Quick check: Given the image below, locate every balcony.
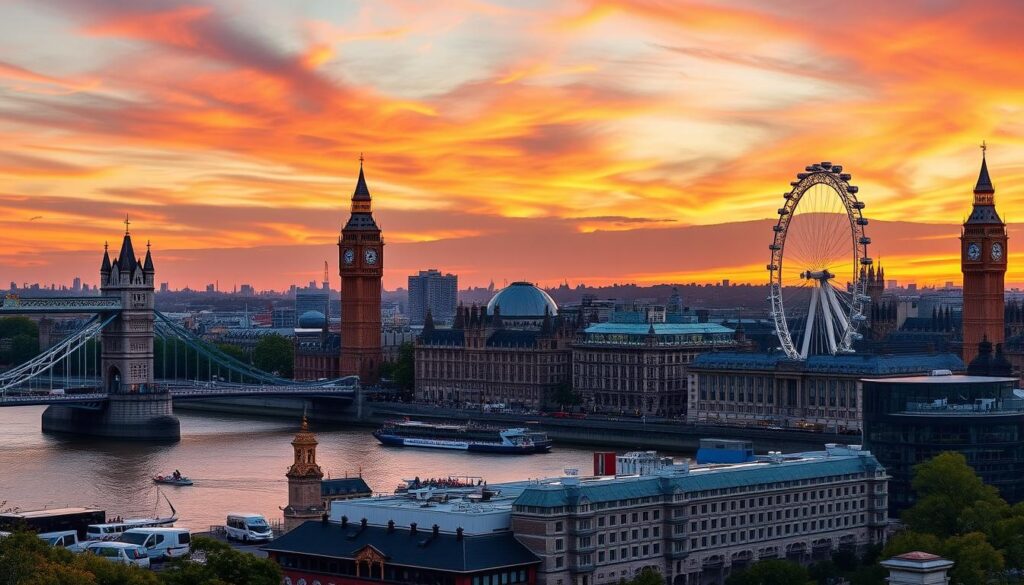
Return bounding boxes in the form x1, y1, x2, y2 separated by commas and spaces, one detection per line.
569, 561, 595, 574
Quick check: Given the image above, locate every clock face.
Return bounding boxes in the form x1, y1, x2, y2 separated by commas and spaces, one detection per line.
967, 242, 981, 261
992, 242, 1004, 261
343, 249, 355, 264
364, 248, 378, 265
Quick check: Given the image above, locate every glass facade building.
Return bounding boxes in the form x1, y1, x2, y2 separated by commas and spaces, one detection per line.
863, 374, 1024, 514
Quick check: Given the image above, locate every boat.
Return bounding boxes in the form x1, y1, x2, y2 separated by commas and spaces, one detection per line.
86, 492, 178, 541
153, 473, 193, 486
373, 420, 552, 454
393, 476, 483, 494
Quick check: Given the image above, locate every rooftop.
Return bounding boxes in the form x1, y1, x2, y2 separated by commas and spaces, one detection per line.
690, 351, 964, 375
264, 521, 539, 573
863, 374, 1016, 384
584, 323, 735, 335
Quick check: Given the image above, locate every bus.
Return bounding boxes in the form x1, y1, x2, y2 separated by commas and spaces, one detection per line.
0, 508, 106, 540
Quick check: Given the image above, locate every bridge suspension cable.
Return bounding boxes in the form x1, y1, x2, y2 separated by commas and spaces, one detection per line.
0, 314, 115, 395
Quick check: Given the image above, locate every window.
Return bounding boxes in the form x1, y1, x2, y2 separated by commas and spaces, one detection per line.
555, 521, 564, 532
555, 557, 564, 568
555, 538, 564, 551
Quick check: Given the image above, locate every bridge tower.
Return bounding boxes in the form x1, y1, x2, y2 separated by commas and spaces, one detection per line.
42, 222, 179, 440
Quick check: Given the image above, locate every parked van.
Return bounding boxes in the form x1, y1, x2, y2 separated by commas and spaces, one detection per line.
117, 527, 190, 560
85, 541, 150, 568
38, 530, 92, 553
224, 513, 273, 542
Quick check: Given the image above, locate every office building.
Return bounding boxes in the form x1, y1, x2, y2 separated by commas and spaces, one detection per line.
296, 289, 330, 322
572, 323, 744, 417
276, 444, 887, 585
408, 269, 458, 325
863, 369, 1024, 513
687, 352, 963, 432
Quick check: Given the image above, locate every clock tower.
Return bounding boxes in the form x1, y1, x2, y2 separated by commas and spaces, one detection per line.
961, 145, 1007, 364
339, 158, 383, 384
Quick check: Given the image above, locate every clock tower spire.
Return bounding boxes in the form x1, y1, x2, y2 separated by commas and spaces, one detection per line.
339, 156, 383, 384
961, 144, 1006, 364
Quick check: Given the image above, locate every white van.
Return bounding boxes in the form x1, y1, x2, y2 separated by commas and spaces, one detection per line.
85, 541, 150, 568
224, 513, 273, 542
38, 530, 92, 553
117, 527, 191, 560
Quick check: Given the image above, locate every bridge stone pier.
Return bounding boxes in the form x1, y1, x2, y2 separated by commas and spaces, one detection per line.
42, 228, 180, 441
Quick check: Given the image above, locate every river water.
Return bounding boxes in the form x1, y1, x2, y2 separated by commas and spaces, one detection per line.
0, 407, 599, 531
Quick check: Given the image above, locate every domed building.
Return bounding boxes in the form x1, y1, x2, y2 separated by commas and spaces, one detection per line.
415, 283, 576, 410
485, 282, 558, 328
297, 310, 327, 330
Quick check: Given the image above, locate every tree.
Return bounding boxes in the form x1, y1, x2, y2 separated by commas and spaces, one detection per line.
943, 532, 1004, 585
160, 536, 281, 585
725, 559, 812, 585
902, 452, 1003, 538
388, 342, 415, 399
618, 568, 664, 585
550, 381, 581, 410
252, 334, 293, 378
0, 530, 158, 585
215, 343, 248, 363
0, 316, 36, 339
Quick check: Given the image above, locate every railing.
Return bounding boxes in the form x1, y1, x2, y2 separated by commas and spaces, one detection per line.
0, 296, 122, 313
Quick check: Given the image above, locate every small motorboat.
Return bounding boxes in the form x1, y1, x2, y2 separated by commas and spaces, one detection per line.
153, 473, 193, 486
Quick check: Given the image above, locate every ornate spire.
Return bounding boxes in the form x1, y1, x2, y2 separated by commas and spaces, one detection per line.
101, 241, 111, 274
352, 154, 371, 203
974, 154, 994, 194
143, 240, 154, 273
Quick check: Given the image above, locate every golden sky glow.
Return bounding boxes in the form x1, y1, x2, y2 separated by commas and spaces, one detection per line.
1, 0, 1023, 290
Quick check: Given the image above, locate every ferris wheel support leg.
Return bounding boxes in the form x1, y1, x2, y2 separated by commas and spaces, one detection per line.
801, 287, 819, 359
820, 283, 838, 355
824, 283, 853, 349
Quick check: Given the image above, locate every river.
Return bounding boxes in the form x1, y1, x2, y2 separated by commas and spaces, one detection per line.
0, 407, 599, 531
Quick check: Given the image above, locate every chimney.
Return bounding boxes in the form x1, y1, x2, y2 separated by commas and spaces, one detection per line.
361, 518, 368, 529
456, 527, 464, 541
341, 515, 348, 528
410, 522, 417, 534
432, 524, 440, 537
321, 513, 329, 525
387, 520, 395, 533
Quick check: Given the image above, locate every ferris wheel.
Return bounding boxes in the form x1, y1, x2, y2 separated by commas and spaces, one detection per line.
767, 162, 871, 360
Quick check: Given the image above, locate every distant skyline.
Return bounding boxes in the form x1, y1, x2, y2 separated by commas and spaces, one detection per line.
1, 1, 1023, 289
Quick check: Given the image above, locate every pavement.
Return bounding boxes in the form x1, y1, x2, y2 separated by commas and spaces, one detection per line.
193, 528, 270, 558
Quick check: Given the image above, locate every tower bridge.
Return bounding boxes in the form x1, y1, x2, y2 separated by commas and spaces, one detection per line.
0, 223, 358, 441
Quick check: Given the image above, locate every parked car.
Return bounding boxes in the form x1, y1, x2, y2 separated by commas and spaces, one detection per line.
85, 542, 150, 568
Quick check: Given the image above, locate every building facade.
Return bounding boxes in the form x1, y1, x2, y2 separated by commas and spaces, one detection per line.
573, 323, 743, 417
961, 150, 1007, 364
687, 353, 963, 432
510, 446, 888, 585
863, 372, 1024, 512
415, 302, 574, 409
99, 227, 155, 394
408, 269, 458, 326
339, 160, 384, 384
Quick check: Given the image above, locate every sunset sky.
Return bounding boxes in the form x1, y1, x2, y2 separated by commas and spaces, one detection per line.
1, 0, 1023, 291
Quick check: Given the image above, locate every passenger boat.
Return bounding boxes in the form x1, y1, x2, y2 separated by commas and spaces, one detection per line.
86, 493, 178, 541
373, 420, 552, 454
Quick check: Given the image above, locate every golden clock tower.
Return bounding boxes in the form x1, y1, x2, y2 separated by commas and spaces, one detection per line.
339, 158, 383, 384
961, 145, 1007, 364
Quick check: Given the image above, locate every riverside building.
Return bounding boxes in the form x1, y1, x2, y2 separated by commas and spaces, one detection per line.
414, 282, 575, 409
268, 445, 888, 585
572, 323, 742, 417
687, 352, 963, 432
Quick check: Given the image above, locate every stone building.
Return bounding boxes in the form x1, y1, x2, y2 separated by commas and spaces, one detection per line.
415, 282, 573, 409
510, 445, 888, 585
283, 417, 325, 532
687, 352, 963, 432
572, 323, 743, 417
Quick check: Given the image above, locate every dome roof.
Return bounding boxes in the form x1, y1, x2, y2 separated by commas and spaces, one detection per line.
298, 310, 327, 329
486, 282, 558, 318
